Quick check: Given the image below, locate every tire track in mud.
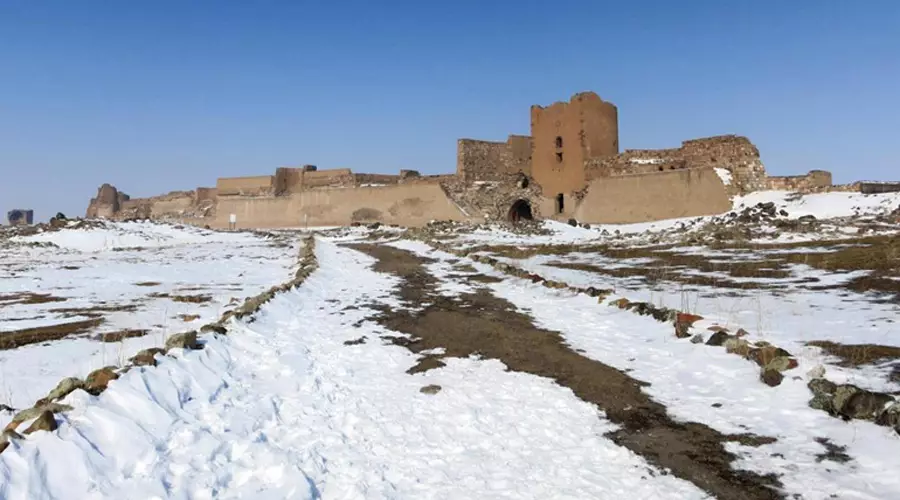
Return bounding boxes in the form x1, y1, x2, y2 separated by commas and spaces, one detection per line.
347, 242, 784, 500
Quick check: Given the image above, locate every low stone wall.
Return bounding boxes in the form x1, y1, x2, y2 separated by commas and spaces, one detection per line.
766, 170, 833, 192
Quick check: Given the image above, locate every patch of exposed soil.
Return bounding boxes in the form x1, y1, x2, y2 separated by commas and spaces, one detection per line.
813, 437, 852, 464
0, 292, 67, 307
93, 329, 150, 342
49, 304, 139, 318
0, 318, 105, 350
807, 340, 900, 367
148, 292, 213, 304
347, 243, 783, 500
134, 281, 162, 287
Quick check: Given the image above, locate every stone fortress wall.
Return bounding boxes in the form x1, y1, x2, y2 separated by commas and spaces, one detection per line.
86, 90, 856, 229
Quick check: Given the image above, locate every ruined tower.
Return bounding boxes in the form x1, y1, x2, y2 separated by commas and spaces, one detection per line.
530, 92, 618, 213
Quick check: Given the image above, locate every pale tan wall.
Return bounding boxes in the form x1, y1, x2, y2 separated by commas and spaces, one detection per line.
214, 183, 466, 228
573, 167, 731, 224
149, 195, 194, 215
216, 176, 274, 195
530, 92, 619, 197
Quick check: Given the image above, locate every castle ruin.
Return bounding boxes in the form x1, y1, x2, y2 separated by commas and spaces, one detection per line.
86, 91, 836, 228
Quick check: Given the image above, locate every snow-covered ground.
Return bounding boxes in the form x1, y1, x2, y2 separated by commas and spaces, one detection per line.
1, 222, 301, 427
2, 190, 899, 499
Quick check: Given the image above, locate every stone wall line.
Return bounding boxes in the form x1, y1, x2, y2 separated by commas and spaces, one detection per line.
1, 234, 320, 454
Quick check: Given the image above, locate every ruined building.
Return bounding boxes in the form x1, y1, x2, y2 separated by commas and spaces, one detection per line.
7, 209, 34, 226
86, 91, 835, 228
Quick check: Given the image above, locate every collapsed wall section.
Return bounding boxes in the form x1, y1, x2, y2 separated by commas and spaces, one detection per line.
766, 170, 833, 191
457, 135, 533, 183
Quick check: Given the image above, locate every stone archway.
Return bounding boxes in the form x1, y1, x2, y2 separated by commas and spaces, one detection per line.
507, 199, 533, 223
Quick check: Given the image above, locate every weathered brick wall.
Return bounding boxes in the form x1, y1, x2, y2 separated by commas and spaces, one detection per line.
216, 176, 274, 196
766, 170, 833, 191
440, 171, 543, 221
680, 135, 767, 194
7, 209, 34, 225
583, 135, 767, 195
354, 173, 401, 186
457, 135, 534, 183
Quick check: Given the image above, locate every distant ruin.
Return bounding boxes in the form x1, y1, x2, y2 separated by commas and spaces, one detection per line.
86, 91, 841, 229
7, 209, 34, 226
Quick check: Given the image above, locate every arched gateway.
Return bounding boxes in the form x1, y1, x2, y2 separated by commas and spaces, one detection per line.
507, 199, 534, 222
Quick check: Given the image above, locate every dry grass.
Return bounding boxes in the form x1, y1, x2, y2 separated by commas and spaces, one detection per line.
49, 304, 139, 318
807, 340, 900, 367
148, 292, 213, 304
93, 329, 150, 342
134, 281, 162, 287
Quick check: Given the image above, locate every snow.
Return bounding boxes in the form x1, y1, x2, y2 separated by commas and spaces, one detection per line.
1, 223, 300, 427
395, 241, 900, 500
714, 167, 733, 186
0, 240, 709, 499
734, 191, 900, 220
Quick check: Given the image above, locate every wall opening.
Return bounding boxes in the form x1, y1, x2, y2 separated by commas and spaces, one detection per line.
555, 136, 563, 148
555, 152, 563, 163
555, 193, 565, 214
508, 199, 533, 222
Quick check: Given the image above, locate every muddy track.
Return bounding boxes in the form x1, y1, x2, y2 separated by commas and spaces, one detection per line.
348, 243, 784, 500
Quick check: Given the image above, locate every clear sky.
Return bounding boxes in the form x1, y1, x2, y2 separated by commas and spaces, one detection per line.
2, 0, 898, 222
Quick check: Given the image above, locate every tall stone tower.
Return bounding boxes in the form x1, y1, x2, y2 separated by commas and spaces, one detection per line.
530, 92, 618, 212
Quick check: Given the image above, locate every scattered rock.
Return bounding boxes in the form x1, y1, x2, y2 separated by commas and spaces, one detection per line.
420, 384, 442, 395
690, 334, 704, 344
763, 356, 798, 373
129, 347, 166, 367
832, 385, 860, 417
724, 338, 751, 356
84, 367, 119, 395
200, 323, 227, 335
706, 331, 732, 347
36, 377, 84, 406
747, 346, 793, 367
807, 365, 826, 379
808, 378, 838, 413
875, 402, 900, 433
707, 325, 729, 334
839, 390, 894, 421
0, 429, 23, 454
23, 411, 57, 435
761, 369, 784, 387
567, 218, 578, 227
5, 403, 73, 432
165, 331, 200, 351
674, 312, 703, 339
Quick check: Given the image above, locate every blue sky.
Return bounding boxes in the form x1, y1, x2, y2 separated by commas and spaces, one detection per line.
2, 0, 898, 221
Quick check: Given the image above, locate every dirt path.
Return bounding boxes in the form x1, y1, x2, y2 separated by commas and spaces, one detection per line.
348, 242, 784, 500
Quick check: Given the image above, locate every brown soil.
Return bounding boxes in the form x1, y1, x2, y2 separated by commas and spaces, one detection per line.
50, 304, 139, 318
0, 292, 67, 307
807, 340, 900, 367
348, 243, 783, 500
134, 281, 162, 287
0, 318, 105, 350
93, 329, 150, 342
148, 292, 212, 304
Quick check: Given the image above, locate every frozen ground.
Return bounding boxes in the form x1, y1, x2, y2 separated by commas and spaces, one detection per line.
1, 222, 301, 427
2, 190, 899, 499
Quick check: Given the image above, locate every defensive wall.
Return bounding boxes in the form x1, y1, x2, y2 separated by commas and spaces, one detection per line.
85, 90, 875, 229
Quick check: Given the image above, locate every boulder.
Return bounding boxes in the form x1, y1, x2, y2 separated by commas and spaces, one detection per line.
420, 384, 442, 395
875, 402, 900, 433
706, 331, 732, 347
808, 378, 838, 413
761, 369, 784, 387
747, 346, 793, 367
839, 390, 894, 421
674, 312, 703, 338
200, 323, 227, 335
129, 347, 166, 367
690, 334, 704, 344
165, 331, 200, 351
567, 219, 578, 227
0, 429, 23, 454
724, 338, 751, 356
763, 356, 798, 373
807, 365, 826, 379
84, 367, 119, 396
23, 411, 58, 435
4, 403, 73, 433
36, 377, 84, 406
